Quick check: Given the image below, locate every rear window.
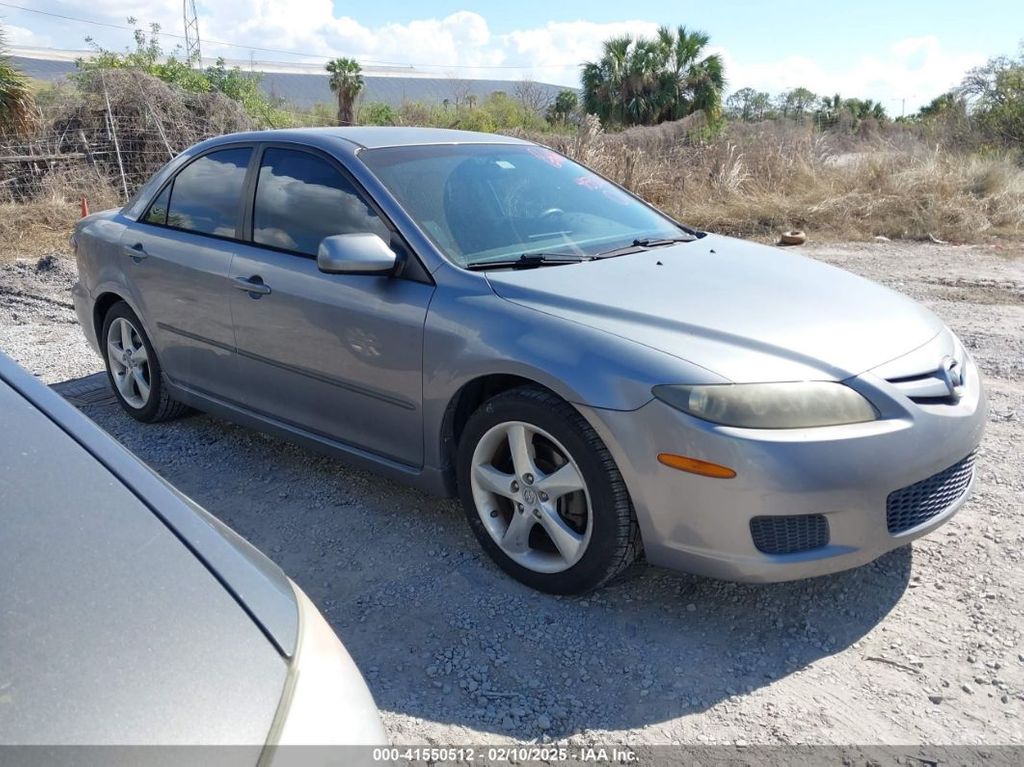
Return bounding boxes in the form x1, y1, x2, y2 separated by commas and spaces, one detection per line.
164, 147, 252, 237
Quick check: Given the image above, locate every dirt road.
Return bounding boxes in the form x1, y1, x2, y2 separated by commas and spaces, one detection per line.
1, 240, 1022, 746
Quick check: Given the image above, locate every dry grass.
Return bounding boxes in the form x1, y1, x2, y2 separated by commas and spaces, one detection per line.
3, 112, 1023, 264
2, 69, 252, 262
0, 170, 119, 261
545, 118, 1024, 243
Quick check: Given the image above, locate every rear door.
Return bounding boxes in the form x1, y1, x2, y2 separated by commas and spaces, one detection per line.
229, 145, 434, 465
121, 145, 254, 400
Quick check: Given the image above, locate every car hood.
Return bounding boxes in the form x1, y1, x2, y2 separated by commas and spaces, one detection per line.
485, 234, 944, 383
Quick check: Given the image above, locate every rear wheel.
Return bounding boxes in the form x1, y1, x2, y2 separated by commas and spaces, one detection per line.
457, 387, 641, 594
102, 302, 189, 422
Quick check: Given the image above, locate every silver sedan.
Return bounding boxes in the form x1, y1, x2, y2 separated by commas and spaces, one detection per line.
71, 128, 985, 594
0, 351, 384, 750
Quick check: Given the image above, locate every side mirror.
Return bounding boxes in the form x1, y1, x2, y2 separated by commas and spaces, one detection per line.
317, 233, 397, 275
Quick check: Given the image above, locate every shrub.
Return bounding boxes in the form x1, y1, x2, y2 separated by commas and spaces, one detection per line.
360, 101, 398, 126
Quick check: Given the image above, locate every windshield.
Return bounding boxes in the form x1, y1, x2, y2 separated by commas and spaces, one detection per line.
359, 143, 687, 268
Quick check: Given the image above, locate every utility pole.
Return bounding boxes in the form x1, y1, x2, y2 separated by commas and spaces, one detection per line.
183, 0, 202, 67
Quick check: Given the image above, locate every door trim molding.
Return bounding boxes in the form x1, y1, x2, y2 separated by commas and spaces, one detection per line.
158, 322, 416, 411
236, 346, 417, 411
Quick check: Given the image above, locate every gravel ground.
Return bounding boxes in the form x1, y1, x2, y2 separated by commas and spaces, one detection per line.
1, 240, 1022, 748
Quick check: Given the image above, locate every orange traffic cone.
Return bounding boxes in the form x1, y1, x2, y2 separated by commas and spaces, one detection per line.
80, 195, 90, 218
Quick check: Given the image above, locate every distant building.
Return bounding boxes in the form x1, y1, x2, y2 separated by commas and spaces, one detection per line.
11, 47, 567, 111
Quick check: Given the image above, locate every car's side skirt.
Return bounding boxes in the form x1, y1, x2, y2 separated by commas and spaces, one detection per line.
164, 376, 452, 497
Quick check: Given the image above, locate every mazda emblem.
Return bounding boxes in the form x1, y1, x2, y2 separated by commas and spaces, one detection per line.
938, 355, 964, 400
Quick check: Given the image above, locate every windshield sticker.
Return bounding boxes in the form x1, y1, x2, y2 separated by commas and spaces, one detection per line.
574, 174, 631, 206
495, 160, 515, 169
574, 176, 602, 190
603, 187, 631, 206
528, 147, 565, 168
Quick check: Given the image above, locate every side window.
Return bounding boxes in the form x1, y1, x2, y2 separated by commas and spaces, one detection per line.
252, 148, 390, 256
143, 184, 170, 225
165, 147, 252, 237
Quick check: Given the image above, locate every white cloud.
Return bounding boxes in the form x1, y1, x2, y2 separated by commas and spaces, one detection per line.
197, 8, 657, 86
5, 3, 989, 112
3, 23, 52, 48
725, 36, 986, 114
498, 19, 661, 83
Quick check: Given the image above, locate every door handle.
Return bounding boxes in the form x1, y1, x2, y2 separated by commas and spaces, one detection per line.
124, 242, 149, 262
233, 275, 272, 297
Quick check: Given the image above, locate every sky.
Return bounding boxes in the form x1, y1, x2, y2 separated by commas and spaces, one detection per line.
2, 1, 1022, 113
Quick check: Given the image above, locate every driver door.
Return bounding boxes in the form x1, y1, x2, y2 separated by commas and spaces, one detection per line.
230, 146, 434, 465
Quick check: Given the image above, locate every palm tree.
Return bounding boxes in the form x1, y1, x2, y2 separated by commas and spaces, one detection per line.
581, 26, 725, 127
546, 88, 579, 125
0, 24, 35, 136
843, 98, 888, 121
654, 26, 725, 122
325, 57, 364, 126
582, 35, 631, 125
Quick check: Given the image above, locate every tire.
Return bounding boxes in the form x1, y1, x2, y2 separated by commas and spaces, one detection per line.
456, 386, 642, 594
101, 301, 190, 423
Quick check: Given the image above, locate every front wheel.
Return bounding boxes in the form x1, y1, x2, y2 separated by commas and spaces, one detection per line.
456, 387, 642, 594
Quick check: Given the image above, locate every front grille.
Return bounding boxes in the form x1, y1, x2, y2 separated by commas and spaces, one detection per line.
750, 514, 830, 555
885, 356, 969, 404
887, 452, 976, 534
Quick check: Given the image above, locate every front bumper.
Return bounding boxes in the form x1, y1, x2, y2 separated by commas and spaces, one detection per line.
579, 359, 987, 583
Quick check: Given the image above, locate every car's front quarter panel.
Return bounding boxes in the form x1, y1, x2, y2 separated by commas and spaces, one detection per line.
421, 266, 728, 472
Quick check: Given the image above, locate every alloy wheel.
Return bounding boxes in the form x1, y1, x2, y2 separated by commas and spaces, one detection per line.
470, 420, 593, 574
106, 317, 151, 409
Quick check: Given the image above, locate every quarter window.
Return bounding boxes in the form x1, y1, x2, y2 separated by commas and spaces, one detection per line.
143, 184, 170, 225
165, 147, 252, 237
252, 148, 389, 256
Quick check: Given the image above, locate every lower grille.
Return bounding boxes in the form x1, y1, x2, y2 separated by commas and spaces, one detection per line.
750, 514, 830, 555
887, 452, 976, 534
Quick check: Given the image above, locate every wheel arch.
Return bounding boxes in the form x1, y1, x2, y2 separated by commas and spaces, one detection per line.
92, 289, 158, 354
438, 373, 572, 494
93, 290, 128, 346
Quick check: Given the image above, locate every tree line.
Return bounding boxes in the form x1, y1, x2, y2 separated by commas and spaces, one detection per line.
725, 87, 888, 125
3, 17, 1021, 150
917, 45, 1024, 146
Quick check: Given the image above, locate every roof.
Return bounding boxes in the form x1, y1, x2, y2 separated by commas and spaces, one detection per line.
233, 126, 533, 149
11, 50, 569, 111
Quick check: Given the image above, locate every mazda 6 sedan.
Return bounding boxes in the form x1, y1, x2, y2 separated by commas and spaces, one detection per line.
70, 127, 986, 594
0, 351, 384, 750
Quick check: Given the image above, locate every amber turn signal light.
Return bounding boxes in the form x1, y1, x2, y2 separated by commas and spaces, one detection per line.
657, 453, 736, 479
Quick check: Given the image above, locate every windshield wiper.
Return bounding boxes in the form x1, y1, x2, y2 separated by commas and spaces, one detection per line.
465, 252, 592, 271
595, 235, 696, 259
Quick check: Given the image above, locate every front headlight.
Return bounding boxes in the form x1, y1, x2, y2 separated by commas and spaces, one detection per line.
652, 382, 878, 429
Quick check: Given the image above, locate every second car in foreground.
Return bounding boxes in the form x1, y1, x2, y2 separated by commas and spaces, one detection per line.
71, 127, 985, 593
0, 351, 384, 752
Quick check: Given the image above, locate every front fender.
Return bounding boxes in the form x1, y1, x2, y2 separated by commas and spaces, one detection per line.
421, 284, 726, 471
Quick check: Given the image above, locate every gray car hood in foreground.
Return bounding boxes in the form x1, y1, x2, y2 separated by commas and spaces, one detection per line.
0, 379, 287, 745
486, 234, 944, 383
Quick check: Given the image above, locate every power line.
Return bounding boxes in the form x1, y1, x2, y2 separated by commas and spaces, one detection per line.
0, 2, 584, 71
